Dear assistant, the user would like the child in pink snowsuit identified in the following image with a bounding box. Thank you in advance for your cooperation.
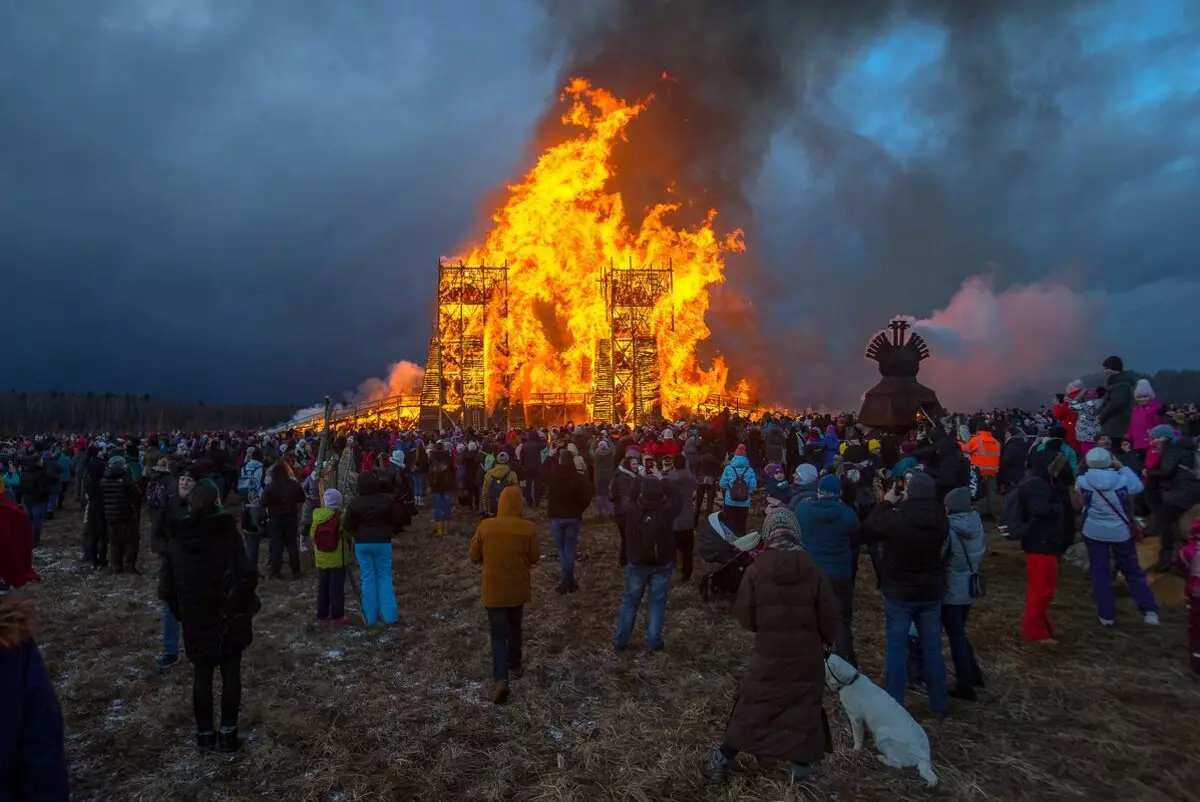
[1172,521,1200,679]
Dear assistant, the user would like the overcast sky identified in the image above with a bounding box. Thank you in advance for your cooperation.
[4,0,1198,407]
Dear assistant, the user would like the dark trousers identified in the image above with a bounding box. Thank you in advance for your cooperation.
[851,541,884,589]
[941,603,984,695]
[674,529,694,581]
[193,657,242,733]
[108,522,139,571]
[486,606,524,681]
[615,515,628,567]
[267,516,301,577]
[317,567,347,619]
[84,523,108,567]
[725,505,749,537]
[522,471,541,507]
[694,483,716,527]
[1158,503,1187,564]
[829,576,857,666]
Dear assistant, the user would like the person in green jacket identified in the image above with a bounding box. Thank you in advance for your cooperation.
[310,489,352,626]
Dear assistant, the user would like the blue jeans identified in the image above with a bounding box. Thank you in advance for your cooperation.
[412,473,428,500]
[432,492,453,522]
[355,543,399,626]
[162,603,181,657]
[884,597,948,713]
[48,488,59,514]
[549,518,581,591]
[613,564,673,650]
[27,502,47,548]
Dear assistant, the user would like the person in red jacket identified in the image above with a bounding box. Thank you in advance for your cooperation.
[0,495,39,593]
[1052,381,1083,452]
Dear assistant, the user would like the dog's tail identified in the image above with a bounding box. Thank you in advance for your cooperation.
[918,759,939,788]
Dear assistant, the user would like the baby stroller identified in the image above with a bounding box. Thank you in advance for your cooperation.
[696,511,761,601]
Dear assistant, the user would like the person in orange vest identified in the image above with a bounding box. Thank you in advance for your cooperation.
[961,423,1001,520]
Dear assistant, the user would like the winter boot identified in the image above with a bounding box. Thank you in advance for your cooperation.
[196,731,217,752]
[217,726,241,753]
[490,681,510,705]
[704,749,732,784]
[789,762,810,784]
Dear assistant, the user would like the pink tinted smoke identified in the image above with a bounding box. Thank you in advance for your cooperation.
[910,276,1096,411]
[353,360,426,402]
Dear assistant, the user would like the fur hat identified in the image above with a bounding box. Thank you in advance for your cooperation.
[1102,356,1124,372]
[794,464,819,485]
[322,489,343,509]
[945,486,973,514]
[906,472,936,500]
[817,474,842,497]
[1134,379,1155,400]
[735,444,747,457]
[1086,447,1113,469]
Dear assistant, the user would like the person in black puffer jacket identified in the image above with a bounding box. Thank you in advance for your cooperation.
[343,472,403,627]
[260,462,306,580]
[100,456,142,573]
[1016,449,1070,643]
[545,451,593,594]
[160,480,259,753]
[1145,427,1200,571]
[864,472,950,717]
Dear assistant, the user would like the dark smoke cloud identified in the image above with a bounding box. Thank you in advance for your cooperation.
[542,0,1200,410]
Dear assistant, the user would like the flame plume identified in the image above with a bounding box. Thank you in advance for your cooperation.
[452,78,749,418]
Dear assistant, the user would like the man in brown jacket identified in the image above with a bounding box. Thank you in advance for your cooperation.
[706,507,838,785]
[469,485,539,704]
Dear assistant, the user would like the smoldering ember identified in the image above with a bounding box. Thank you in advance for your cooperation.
[4,3,1200,801]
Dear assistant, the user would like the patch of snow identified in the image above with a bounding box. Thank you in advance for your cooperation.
[325,650,344,661]
[548,729,565,742]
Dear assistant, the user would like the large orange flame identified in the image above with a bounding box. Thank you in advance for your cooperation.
[452,78,750,419]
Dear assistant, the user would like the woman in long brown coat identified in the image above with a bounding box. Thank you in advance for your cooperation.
[706,507,839,785]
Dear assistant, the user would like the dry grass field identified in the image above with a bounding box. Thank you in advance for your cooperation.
[17,497,1200,801]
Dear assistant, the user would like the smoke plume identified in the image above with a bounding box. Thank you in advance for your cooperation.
[351,360,426,403]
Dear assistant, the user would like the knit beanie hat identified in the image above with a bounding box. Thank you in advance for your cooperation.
[945,486,972,514]
[735,444,747,457]
[107,455,126,470]
[1085,447,1113,469]
[496,451,510,463]
[761,507,803,552]
[323,489,343,509]
[1149,424,1176,440]
[817,474,842,497]
[1102,356,1124,372]
[1066,379,1084,397]
[794,464,819,485]
[1134,379,1155,400]
[906,472,936,499]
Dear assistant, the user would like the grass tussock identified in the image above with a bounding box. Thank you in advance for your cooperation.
[19,499,1200,801]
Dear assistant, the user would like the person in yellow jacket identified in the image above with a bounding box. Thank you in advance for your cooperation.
[310,489,353,626]
[469,486,539,705]
[961,425,1001,520]
[482,451,519,517]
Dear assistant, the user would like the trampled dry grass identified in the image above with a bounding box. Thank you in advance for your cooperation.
[19,497,1200,801]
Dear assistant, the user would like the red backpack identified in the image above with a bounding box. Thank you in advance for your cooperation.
[313,512,342,552]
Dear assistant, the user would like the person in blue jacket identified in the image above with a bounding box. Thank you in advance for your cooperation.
[0,596,69,801]
[719,445,757,536]
[793,474,861,664]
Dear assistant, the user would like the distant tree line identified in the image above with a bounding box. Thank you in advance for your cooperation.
[1080,370,1200,405]
[0,390,296,435]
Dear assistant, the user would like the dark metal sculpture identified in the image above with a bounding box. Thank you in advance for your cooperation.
[858,318,943,429]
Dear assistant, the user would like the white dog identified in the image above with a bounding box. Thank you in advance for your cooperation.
[824,654,939,787]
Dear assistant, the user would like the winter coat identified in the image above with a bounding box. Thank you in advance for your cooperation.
[335,452,359,506]
[821,432,839,469]
[0,598,68,802]
[519,437,545,473]
[621,478,682,567]
[944,511,986,606]
[482,464,519,514]
[792,496,859,580]
[665,467,699,531]
[309,508,352,570]
[609,466,638,504]
[262,477,305,521]
[1127,401,1166,451]
[1052,399,1080,450]
[724,549,837,764]
[865,498,949,602]
[545,461,591,520]
[1147,438,1200,510]
[19,467,55,506]
[1171,536,1200,597]
[591,448,615,496]
[469,486,540,608]
[787,483,819,513]
[99,466,140,524]
[237,459,264,496]
[998,435,1030,489]
[719,455,758,508]
[429,451,455,494]
[343,472,403,545]
[1072,397,1103,445]
[160,511,258,664]
[764,425,785,464]
[1076,467,1144,543]
[931,437,970,500]
[0,496,37,590]
[1098,370,1136,440]
[1015,473,1068,555]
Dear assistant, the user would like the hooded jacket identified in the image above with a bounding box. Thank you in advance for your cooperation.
[343,472,403,545]
[719,454,758,508]
[622,476,682,566]
[1098,370,1136,439]
[665,466,699,531]
[591,444,616,495]
[469,486,539,607]
[792,496,858,579]
[1016,452,1070,555]
[482,463,519,513]
[1127,400,1165,451]
[545,459,592,520]
[0,598,68,802]
[866,494,950,602]
[944,488,986,606]
[160,510,258,663]
[1076,466,1144,543]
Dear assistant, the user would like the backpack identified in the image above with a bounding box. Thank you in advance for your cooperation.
[313,512,341,552]
[485,470,507,515]
[1000,482,1028,540]
[628,508,674,566]
[729,467,750,503]
[145,479,167,510]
